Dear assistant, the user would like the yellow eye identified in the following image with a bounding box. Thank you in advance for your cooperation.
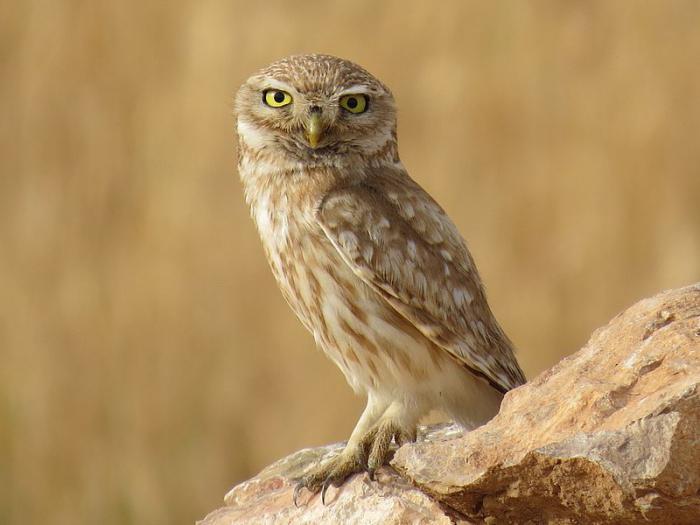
[263,89,292,107]
[339,94,368,114]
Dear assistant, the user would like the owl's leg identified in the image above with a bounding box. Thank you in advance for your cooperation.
[293,399,418,505]
[293,394,387,505]
[365,402,418,478]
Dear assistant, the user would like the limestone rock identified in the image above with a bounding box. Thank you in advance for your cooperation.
[198,284,700,525]
[199,436,465,525]
[394,284,700,524]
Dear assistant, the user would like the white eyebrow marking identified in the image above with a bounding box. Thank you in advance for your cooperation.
[337,84,372,96]
[260,79,296,94]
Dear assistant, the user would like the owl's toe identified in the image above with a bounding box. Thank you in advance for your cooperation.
[292,447,367,506]
[366,420,396,478]
[394,426,418,446]
[292,416,419,505]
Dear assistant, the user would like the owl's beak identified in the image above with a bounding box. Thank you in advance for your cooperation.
[306,112,323,149]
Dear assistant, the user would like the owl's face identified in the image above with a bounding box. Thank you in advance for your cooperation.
[236,55,397,162]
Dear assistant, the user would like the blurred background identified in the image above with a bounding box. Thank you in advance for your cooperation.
[2,1,699,523]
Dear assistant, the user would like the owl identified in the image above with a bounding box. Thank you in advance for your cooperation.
[235,54,526,504]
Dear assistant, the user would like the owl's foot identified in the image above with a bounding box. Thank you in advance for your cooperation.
[292,419,416,506]
[292,445,365,506]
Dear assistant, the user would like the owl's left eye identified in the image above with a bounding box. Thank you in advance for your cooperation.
[263,89,293,108]
[339,94,368,114]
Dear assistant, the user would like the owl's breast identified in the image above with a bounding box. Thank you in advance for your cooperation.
[248,180,343,330]
[246,168,458,397]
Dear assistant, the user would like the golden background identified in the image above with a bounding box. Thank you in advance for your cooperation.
[2,1,699,523]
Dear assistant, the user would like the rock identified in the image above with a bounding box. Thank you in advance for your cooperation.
[198,284,700,525]
[200,434,466,525]
[393,284,700,524]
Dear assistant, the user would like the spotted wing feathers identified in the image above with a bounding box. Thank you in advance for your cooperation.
[316,166,526,394]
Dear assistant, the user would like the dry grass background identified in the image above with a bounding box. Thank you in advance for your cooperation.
[2,1,699,523]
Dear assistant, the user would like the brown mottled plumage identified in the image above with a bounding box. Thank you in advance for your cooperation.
[235,54,526,502]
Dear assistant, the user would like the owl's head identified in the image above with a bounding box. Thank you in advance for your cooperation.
[235,54,397,163]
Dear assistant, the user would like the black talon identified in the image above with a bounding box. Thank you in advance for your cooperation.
[367,468,376,481]
[321,477,333,505]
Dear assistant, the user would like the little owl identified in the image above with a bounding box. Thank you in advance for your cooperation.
[235,54,526,503]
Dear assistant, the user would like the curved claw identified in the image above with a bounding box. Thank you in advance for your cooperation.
[321,476,334,505]
[292,482,305,508]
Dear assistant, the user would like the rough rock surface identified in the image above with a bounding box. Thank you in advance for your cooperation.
[199,284,700,525]
[200,433,466,525]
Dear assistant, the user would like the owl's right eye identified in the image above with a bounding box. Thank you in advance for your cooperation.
[263,89,293,108]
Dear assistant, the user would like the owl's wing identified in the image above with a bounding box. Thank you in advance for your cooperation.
[316,165,526,394]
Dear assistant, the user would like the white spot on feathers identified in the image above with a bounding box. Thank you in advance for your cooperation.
[452,287,473,308]
[339,231,360,254]
[407,240,417,260]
